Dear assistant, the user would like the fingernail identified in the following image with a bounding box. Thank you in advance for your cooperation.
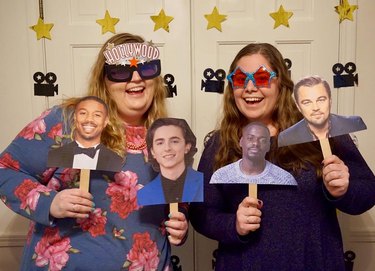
[168,213,171,218]
[92,203,96,208]
[91,207,95,212]
[258,200,263,208]
[164,221,168,226]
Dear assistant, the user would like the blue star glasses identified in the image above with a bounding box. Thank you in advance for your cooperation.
[227,65,277,90]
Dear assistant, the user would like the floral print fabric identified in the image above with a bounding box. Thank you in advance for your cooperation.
[0,106,171,271]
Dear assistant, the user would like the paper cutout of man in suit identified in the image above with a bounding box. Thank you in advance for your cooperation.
[210,122,297,185]
[48,96,123,172]
[278,75,366,147]
[137,118,203,206]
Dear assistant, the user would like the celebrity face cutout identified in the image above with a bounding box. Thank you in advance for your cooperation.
[151,125,191,174]
[74,99,109,146]
[233,54,279,123]
[106,71,155,125]
[296,83,331,130]
[240,124,270,161]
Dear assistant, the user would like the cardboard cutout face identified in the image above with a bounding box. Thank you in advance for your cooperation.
[210,122,297,186]
[278,77,367,148]
[137,118,204,206]
[240,124,271,163]
[47,96,123,172]
[74,99,109,147]
[295,83,332,139]
[150,125,191,178]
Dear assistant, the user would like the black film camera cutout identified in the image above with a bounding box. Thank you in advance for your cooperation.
[284,58,292,77]
[170,255,182,271]
[164,73,177,98]
[33,72,58,97]
[201,68,226,94]
[332,62,358,88]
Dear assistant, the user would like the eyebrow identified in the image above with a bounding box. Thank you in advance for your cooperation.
[302,95,327,102]
[246,134,268,139]
[76,108,106,114]
[154,136,182,141]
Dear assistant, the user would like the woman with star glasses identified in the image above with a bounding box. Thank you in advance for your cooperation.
[0,33,188,271]
[189,42,375,270]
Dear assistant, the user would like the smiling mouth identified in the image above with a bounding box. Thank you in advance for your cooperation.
[126,86,144,94]
[163,154,175,159]
[82,123,96,131]
[244,97,263,104]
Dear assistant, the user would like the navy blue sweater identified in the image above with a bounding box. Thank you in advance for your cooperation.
[190,133,375,271]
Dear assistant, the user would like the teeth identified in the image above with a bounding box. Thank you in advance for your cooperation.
[127,87,143,92]
[245,97,262,102]
[82,125,95,132]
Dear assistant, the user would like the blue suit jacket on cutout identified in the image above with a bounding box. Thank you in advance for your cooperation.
[137,167,203,206]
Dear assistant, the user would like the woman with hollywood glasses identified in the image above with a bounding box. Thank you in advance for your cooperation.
[189,43,375,270]
[0,33,188,271]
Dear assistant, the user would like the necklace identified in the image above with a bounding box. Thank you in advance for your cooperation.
[126,140,147,151]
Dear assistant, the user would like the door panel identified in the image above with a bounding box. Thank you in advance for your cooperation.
[192,1,339,269]
[42,0,192,122]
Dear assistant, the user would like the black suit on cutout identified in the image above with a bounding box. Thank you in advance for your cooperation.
[47,141,123,172]
[278,114,367,147]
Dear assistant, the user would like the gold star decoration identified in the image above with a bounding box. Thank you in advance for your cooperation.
[269,5,293,29]
[30,17,54,40]
[335,0,358,23]
[96,10,119,34]
[204,6,227,32]
[150,9,174,32]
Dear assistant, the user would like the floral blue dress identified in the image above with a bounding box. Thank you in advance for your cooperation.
[0,106,173,271]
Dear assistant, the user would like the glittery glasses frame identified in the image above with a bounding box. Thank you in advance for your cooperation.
[226,65,277,90]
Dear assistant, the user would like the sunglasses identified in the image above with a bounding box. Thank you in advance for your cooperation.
[227,65,277,89]
[105,59,161,82]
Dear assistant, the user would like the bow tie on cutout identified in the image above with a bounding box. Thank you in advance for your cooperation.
[73,145,99,158]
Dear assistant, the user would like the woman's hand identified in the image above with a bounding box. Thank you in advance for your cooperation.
[50,188,94,219]
[236,197,263,236]
[165,211,188,245]
[322,155,349,198]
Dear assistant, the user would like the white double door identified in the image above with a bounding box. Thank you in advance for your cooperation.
[2,1,372,271]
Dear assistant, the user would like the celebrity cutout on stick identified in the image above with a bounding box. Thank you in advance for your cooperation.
[278,75,366,158]
[210,122,297,198]
[47,96,123,191]
[137,118,203,212]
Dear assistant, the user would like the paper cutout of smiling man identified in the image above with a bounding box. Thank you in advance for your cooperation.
[210,122,297,185]
[278,75,366,147]
[137,118,203,206]
[47,96,123,171]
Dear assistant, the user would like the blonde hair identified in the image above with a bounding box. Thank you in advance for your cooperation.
[214,43,323,175]
[61,33,167,158]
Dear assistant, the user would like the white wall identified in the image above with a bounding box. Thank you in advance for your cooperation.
[341,1,375,270]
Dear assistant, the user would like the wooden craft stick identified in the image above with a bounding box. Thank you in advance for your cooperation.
[79,168,90,192]
[319,138,332,159]
[169,202,178,214]
[248,183,257,199]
